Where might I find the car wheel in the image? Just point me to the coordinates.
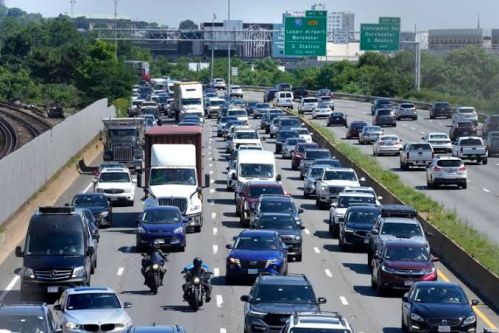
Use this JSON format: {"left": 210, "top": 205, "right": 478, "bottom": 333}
{"left": 401, "top": 315, "right": 408, "bottom": 332}
{"left": 328, "top": 224, "right": 334, "bottom": 234}
{"left": 461, "top": 182, "right": 468, "bottom": 189}
{"left": 300, "top": 173, "right": 304, "bottom": 180}
{"left": 292, "top": 164, "right": 298, "bottom": 171}
{"left": 373, "top": 149, "right": 377, "bottom": 156}
{"left": 367, "top": 252, "right": 373, "bottom": 268}
{"left": 482, "top": 157, "right": 488, "bottom": 165}
{"left": 339, "top": 234, "right": 347, "bottom": 251}
{"left": 400, "top": 162, "right": 406, "bottom": 170}
{"left": 370, "top": 273, "right": 377, "bottom": 289}
{"left": 225, "top": 274, "right": 235, "bottom": 285}
{"left": 235, "top": 206, "right": 240, "bottom": 217}
{"left": 295, "top": 254, "right": 302, "bottom": 262}
{"left": 376, "top": 274, "right": 385, "bottom": 296}
{"left": 430, "top": 114, "right": 435, "bottom": 119}
{"left": 303, "top": 189, "right": 309, "bottom": 198}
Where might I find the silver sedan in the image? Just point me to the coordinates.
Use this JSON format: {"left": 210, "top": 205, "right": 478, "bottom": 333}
{"left": 373, "top": 135, "right": 402, "bottom": 156}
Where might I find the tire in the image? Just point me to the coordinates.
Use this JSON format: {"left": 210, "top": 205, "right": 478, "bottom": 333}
{"left": 367, "top": 252, "right": 373, "bottom": 268}
{"left": 376, "top": 275, "right": 385, "bottom": 296}
{"left": 401, "top": 316, "right": 408, "bottom": 333}
{"left": 292, "top": 164, "right": 298, "bottom": 171}
{"left": 225, "top": 274, "right": 235, "bottom": 285}
{"left": 461, "top": 182, "right": 467, "bottom": 189}
{"left": 430, "top": 114, "right": 435, "bottom": 119}
{"left": 332, "top": 224, "right": 339, "bottom": 238}
{"left": 300, "top": 173, "right": 304, "bottom": 180}
{"left": 328, "top": 224, "right": 334, "bottom": 234}
{"left": 371, "top": 273, "right": 377, "bottom": 289}
{"left": 339, "top": 234, "right": 347, "bottom": 251}
{"left": 295, "top": 254, "right": 302, "bottom": 262}
{"left": 400, "top": 162, "right": 406, "bottom": 170}
{"left": 482, "top": 157, "right": 488, "bottom": 165}
{"left": 373, "top": 149, "right": 377, "bottom": 156}
{"left": 190, "top": 289, "right": 200, "bottom": 311}
{"left": 303, "top": 189, "right": 309, "bottom": 198}
{"left": 316, "top": 197, "right": 321, "bottom": 208}
{"left": 235, "top": 206, "right": 240, "bottom": 217}
{"left": 430, "top": 180, "right": 436, "bottom": 189}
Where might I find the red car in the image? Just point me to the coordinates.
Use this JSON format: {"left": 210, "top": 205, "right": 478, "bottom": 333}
{"left": 371, "top": 240, "right": 437, "bottom": 295}
{"left": 235, "top": 181, "right": 285, "bottom": 226}
{"left": 291, "top": 142, "right": 319, "bottom": 170}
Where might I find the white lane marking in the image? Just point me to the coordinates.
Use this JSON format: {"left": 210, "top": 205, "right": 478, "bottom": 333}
{"left": 212, "top": 212, "right": 217, "bottom": 219}
{"left": 216, "top": 295, "right": 224, "bottom": 308}
{"left": 213, "top": 227, "right": 218, "bottom": 235}
{"left": 420, "top": 131, "right": 425, "bottom": 134}
{"left": 313, "top": 247, "right": 320, "bottom": 254}
{"left": 439, "top": 123, "right": 445, "bottom": 126}
{"left": 212, "top": 245, "right": 218, "bottom": 255}
{"left": 339, "top": 296, "right": 349, "bottom": 305}
{"left": 209, "top": 163, "right": 213, "bottom": 167}
{"left": 483, "top": 188, "right": 490, "bottom": 193}
{"left": 304, "top": 228, "right": 310, "bottom": 235}
{"left": 210, "top": 189, "right": 215, "bottom": 194}
{"left": 117, "top": 267, "right": 124, "bottom": 276}
{"left": 83, "top": 182, "right": 93, "bottom": 193}
{"left": 210, "top": 201, "right": 215, "bottom": 206}
{"left": 496, "top": 163, "right": 499, "bottom": 166}
{"left": 210, "top": 179, "right": 215, "bottom": 184}
{"left": 209, "top": 170, "right": 214, "bottom": 175}
{"left": 214, "top": 268, "right": 220, "bottom": 277}
{"left": 402, "top": 123, "right": 408, "bottom": 127}
{"left": 410, "top": 127, "right": 416, "bottom": 130}
{"left": 220, "top": 328, "right": 227, "bottom": 333}
{"left": 324, "top": 269, "right": 333, "bottom": 278}
{"left": 0, "top": 276, "right": 20, "bottom": 302}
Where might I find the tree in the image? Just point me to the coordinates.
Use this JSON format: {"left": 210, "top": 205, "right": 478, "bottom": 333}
{"left": 179, "top": 19, "right": 198, "bottom": 30}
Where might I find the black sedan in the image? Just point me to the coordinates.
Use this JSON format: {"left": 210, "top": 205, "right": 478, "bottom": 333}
{"left": 72, "top": 193, "right": 112, "bottom": 227}
{"left": 401, "top": 281, "right": 479, "bottom": 333}
{"left": 327, "top": 112, "right": 348, "bottom": 127}
{"left": 346, "top": 121, "right": 368, "bottom": 139}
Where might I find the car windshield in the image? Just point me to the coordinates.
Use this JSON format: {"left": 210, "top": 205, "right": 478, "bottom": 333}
{"left": 381, "top": 222, "right": 422, "bottom": 237}
{"left": 278, "top": 132, "right": 299, "bottom": 140}
{"left": 249, "top": 186, "right": 284, "bottom": 198}
{"left": 297, "top": 144, "right": 318, "bottom": 152}
{"left": 257, "top": 215, "right": 297, "bottom": 230}
{"left": 26, "top": 230, "right": 84, "bottom": 256}
{"left": 286, "top": 138, "right": 305, "bottom": 146}
{"left": 347, "top": 209, "right": 379, "bottom": 225}
{"left": 365, "top": 127, "right": 381, "bottom": 132}
{"left": 0, "top": 314, "right": 47, "bottom": 332}
{"left": 352, "top": 122, "right": 367, "bottom": 128}
{"left": 210, "top": 100, "right": 225, "bottom": 106}
{"left": 144, "top": 117, "right": 154, "bottom": 126}
{"left": 99, "top": 172, "right": 130, "bottom": 183}
{"left": 235, "top": 131, "right": 258, "bottom": 139}
{"left": 73, "top": 195, "right": 108, "bottom": 207}
{"left": 293, "top": 129, "right": 309, "bottom": 135}
{"left": 413, "top": 286, "right": 467, "bottom": 304}
{"left": 220, "top": 116, "right": 237, "bottom": 123}
{"left": 259, "top": 200, "right": 295, "bottom": 214}
{"left": 338, "top": 196, "right": 375, "bottom": 208}
{"left": 323, "top": 170, "right": 357, "bottom": 181}
{"left": 150, "top": 168, "right": 197, "bottom": 186}
{"left": 252, "top": 284, "right": 315, "bottom": 304}
{"left": 434, "top": 103, "right": 450, "bottom": 110}
{"left": 240, "top": 164, "right": 274, "bottom": 178}
{"left": 331, "top": 113, "right": 344, "bottom": 117}
{"left": 304, "top": 98, "right": 318, "bottom": 103}
{"left": 401, "top": 103, "right": 414, "bottom": 108}
{"left": 460, "top": 138, "right": 482, "bottom": 145}
{"left": 381, "top": 136, "right": 398, "bottom": 141}
{"left": 459, "top": 108, "right": 475, "bottom": 114}
{"left": 376, "top": 99, "right": 391, "bottom": 106}
{"left": 306, "top": 150, "right": 330, "bottom": 159}
{"left": 457, "top": 122, "right": 474, "bottom": 128}
{"left": 309, "top": 167, "right": 325, "bottom": 177}
{"left": 410, "top": 144, "right": 431, "bottom": 150}
{"left": 228, "top": 110, "right": 247, "bottom": 116}
{"left": 142, "top": 209, "right": 181, "bottom": 224}
{"left": 436, "top": 159, "right": 462, "bottom": 167}
{"left": 320, "top": 96, "right": 332, "bottom": 102}
{"left": 280, "top": 119, "right": 301, "bottom": 127}
{"left": 109, "top": 129, "right": 137, "bottom": 137}
{"left": 385, "top": 246, "right": 429, "bottom": 261}
{"left": 234, "top": 235, "right": 278, "bottom": 250}
{"left": 66, "top": 293, "right": 121, "bottom": 310}
{"left": 257, "top": 103, "right": 271, "bottom": 108}
{"left": 182, "top": 98, "right": 201, "bottom": 105}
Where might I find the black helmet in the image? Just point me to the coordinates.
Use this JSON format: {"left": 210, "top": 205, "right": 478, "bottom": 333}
{"left": 152, "top": 240, "right": 161, "bottom": 250}
{"left": 193, "top": 257, "right": 202, "bottom": 268}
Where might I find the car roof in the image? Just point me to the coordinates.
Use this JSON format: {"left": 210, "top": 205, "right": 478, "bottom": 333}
{"left": 129, "top": 326, "right": 186, "bottom": 333}
{"left": 413, "top": 281, "right": 460, "bottom": 289}
{"left": 257, "top": 274, "right": 309, "bottom": 285}
{"left": 291, "top": 312, "right": 349, "bottom": 330}
{"left": 66, "top": 286, "right": 115, "bottom": 295}
{"left": 433, "top": 156, "right": 462, "bottom": 161}
{"left": 246, "top": 181, "right": 281, "bottom": 187}
{"left": 383, "top": 238, "right": 429, "bottom": 248}
{"left": 346, "top": 205, "right": 380, "bottom": 212}
{"left": 382, "top": 217, "right": 419, "bottom": 224}
{"left": 259, "top": 195, "right": 292, "bottom": 202}
{"left": 100, "top": 167, "right": 129, "bottom": 173}
{"left": 144, "top": 206, "right": 180, "bottom": 212}
{"left": 0, "top": 303, "right": 48, "bottom": 316}
{"left": 306, "top": 148, "right": 329, "bottom": 153}
{"left": 323, "top": 167, "right": 355, "bottom": 172}
{"left": 338, "top": 192, "right": 374, "bottom": 198}
{"left": 239, "top": 229, "right": 278, "bottom": 237}
{"left": 73, "top": 193, "right": 106, "bottom": 198}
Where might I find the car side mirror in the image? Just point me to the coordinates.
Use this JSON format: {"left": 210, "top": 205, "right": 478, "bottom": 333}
{"left": 86, "top": 247, "right": 95, "bottom": 257}
{"left": 402, "top": 293, "right": 409, "bottom": 303}
{"left": 197, "top": 186, "right": 202, "bottom": 194}
{"left": 298, "top": 208, "right": 304, "bottom": 214}
{"left": 317, "top": 297, "right": 327, "bottom": 304}
{"left": 225, "top": 244, "right": 233, "bottom": 249}
{"left": 377, "top": 196, "right": 383, "bottom": 201}
{"left": 276, "top": 174, "right": 282, "bottom": 181}
{"left": 15, "top": 246, "right": 24, "bottom": 257}
{"left": 471, "top": 299, "right": 479, "bottom": 306}
{"left": 330, "top": 202, "right": 337, "bottom": 208}
{"left": 425, "top": 231, "right": 433, "bottom": 237}
{"left": 124, "top": 301, "right": 133, "bottom": 309}
{"left": 240, "top": 295, "right": 250, "bottom": 302}
{"left": 53, "top": 304, "right": 62, "bottom": 311}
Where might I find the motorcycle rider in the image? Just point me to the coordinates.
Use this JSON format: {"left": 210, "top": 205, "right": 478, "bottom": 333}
{"left": 182, "top": 257, "right": 212, "bottom": 302}
{"left": 141, "top": 240, "right": 167, "bottom": 285}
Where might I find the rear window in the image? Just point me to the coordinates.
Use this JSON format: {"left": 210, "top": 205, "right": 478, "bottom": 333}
{"left": 377, "top": 109, "right": 393, "bottom": 116}
{"left": 460, "top": 138, "right": 482, "bottom": 146}
{"left": 437, "top": 159, "right": 462, "bottom": 167}
{"left": 352, "top": 122, "right": 367, "bottom": 128}
{"left": 400, "top": 103, "right": 415, "bottom": 108}
{"left": 457, "top": 122, "right": 474, "bottom": 128}
{"left": 459, "top": 108, "right": 475, "bottom": 114}
{"left": 376, "top": 99, "right": 391, "bottom": 105}
{"left": 409, "top": 144, "right": 432, "bottom": 151}
{"left": 249, "top": 186, "right": 284, "bottom": 198}
{"left": 434, "top": 103, "right": 450, "bottom": 110}
{"left": 304, "top": 98, "right": 318, "bottom": 103}
{"left": 280, "top": 119, "right": 300, "bottom": 127}
{"left": 305, "top": 150, "right": 331, "bottom": 159}
{"left": 297, "top": 144, "right": 318, "bottom": 152}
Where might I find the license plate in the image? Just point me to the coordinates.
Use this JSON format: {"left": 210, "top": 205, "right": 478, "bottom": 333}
{"left": 110, "top": 197, "right": 118, "bottom": 201}
{"left": 155, "top": 239, "right": 165, "bottom": 244}
{"left": 438, "top": 326, "right": 451, "bottom": 332}
{"left": 404, "top": 280, "right": 415, "bottom": 286}
{"left": 364, "top": 239, "right": 369, "bottom": 244}
{"left": 47, "top": 286, "right": 59, "bottom": 293}
{"left": 248, "top": 269, "right": 259, "bottom": 275}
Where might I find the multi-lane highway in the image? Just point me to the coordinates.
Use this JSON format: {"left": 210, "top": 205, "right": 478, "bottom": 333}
{"left": 0, "top": 111, "right": 497, "bottom": 332}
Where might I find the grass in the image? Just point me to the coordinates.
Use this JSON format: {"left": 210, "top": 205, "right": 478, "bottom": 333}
{"left": 0, "top": 224, "right": 5, "bottom": 235}
{"left": 299, "top": 113, "right": 499, "bottom": 276}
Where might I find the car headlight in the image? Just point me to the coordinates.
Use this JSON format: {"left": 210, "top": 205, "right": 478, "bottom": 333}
{"left": 381, "top": 264, "right": 396, "bottom": 274}
{"left": 265, "top": 258, "right": 280, "bottom": 268}
{"left": 321, "top": 185, "right": 328, "bottom": 191}
{"left": 229, "top": 257, "right": 240, "bottom": 265}
{"left": 344, "top": 226, "right": 354, "bottom": 233}
{"left": 101, "top": 210, "right": 109, "bottom": 217}
{"left": 116, "top": 320, "right": 132, "bottom": 328}
{"left": 249, "top": 310, "right": 267, "bottom": 318}
{"left": 65, "top": 322, "right": 82, "bottom": 329}
{"left": 292, "top": 235, "right": 302, "bottom": 241}
{"left": 72, "top": 266, "right": 85, "bottom": 278}
{"left": 137, "top": 227, "right": 146, "bottom": 234}
{"left": 422, "top": 267, "right": 436, "bottom": 275}
{"left": 463, "top": 314, "right": 476, "bottom": 325}
{"left": 410, "top": 313, "right": 424, "bottom": 322}
{"left": 23, "top": 268, "right": 34, "bottom": 278}
{"left": 173, "top": 226, "right": 183, "bottom": 234}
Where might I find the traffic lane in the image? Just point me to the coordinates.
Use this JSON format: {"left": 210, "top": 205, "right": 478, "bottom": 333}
{"left": 308, "top": 115, "right": 499, "bottom": 244}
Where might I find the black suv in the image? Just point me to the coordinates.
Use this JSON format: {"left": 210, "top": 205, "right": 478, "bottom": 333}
{"left": 241, "top": 274, "right": 326, "bottom": 333}
{"left": 292, "top": 86, "right": 308, "bottom": 101}
{"left": 430, "top": 101, "right": 452, "bottom": 119}
{"left": 16, "top": 206, "right": 96, "bottom": 300}
{"left": 371, "top": 98, "right": 392, "bottom": 115}
{"left": 0, "top": 303, "right": 60, "bottom": 332}
{"left": 482, "top": 115, "right": 499, "bottom": 138}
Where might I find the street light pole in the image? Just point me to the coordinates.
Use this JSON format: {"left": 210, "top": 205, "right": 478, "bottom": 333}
{"left": 211, "top": 13, "right": 216, "bottom": 81}
{"left": 113, "top": 0, "right": 118, "bottom": 58}
{"left": 227, "top": 0, "right": 231, "bottom": 93}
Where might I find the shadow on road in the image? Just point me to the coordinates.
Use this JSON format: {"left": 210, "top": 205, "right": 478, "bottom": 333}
{"left": 342, "top": 263, "right": 370, "bottom": 275}
{"left": 222, "top": 220, "right": 242, "bottom": 229}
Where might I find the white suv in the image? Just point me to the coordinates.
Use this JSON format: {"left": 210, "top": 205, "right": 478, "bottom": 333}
{"left": 94, "top": 167, "right": 136, "bottom": 206}
{"left": 315, "top": 168, "right": 363, "bottom": 209}
{"left": 281, "top": 312, "right": 353, "bottom": 333}
{"left": 426, "top": 156, "right": 467, "bottom": 189}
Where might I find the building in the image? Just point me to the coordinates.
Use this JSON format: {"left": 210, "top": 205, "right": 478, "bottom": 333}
{"left": 492, "top": 29, "right": 499, "bottom": 47}
{"left": 428, "top": 29, "right": 483, "bottom": 51}
{"left": 327, "top": 12, "right": 355, "bottom": 43}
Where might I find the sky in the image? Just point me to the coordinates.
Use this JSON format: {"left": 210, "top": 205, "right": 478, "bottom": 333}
{"left": 5, "top": 0, "right": 499, "bottom": 32}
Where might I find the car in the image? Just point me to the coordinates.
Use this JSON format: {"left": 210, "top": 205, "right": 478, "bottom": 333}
{"left": 291, "top": 142, "right": 319, "bottom": 170}
{"left": 71, "top": 193, "right": 112, "bottom": 228}
{"left": 241, "top": 274, "right": 326, "bottom": 333}
{"left": 292, "top": 86, "right": 308, "bottom": 100}
{"left": 299, "top": 148, "right": 332, "bottom": 180}
{"left": 396, "top": 102, "right": 417, "bottom": 120}
{"left": 252, "top": 195, "right": 304, "bottom": 228}
{"left": 281, "top": 312, "right": 353, "bottom": 333}
{"left": 94, "top": 167, "right": 136, "bottom": 206}
{"left": 290, "top": 127, "right": 313, "bottom": 143}
{"left": 253, "top": 103, "right": 273, "bottom": 119}
{"left": 228, "top": 145, "right": 264, "bottom": 163}
{"left": 328, "top": 192, "right": 377, "bottom": 236}
{"left": 485, "top": 131, "right": 499, "bottom": 156}
{"left": 143, "top": 114, "right": 156, "bottom": 130}
{"left": 136, "top": 206, "right": 187, "bottom": 252}
{"left": 274, "top": 91, "right": 294, "bottom": 109}
{"left": 421, "top": 132, "right": 452, "bottom": 153}
{"left": 312, "top": 103, "right": 332, "bottom": 119}
{"left": 263, "top": 113, "right": 283, "bottom": 134}
{"left": 426, "top": 156, "right": 467, "bottom": 189}
{"left": 326, "top": 112, "right": 347, "bottom": 126}
{"left": 229, "top": 129, "right": 261, "bottom": 152}
{"left": 229, "top": 85, "right": 244, "bottom": 98}
{"left": 371, "top": 98, "right": 392, "bottom": 115}
{"left": 269, "top": 117, "right": 282, "bottom": 138}
{"left": 346, "top": 121, "right": 368, "bottom": 139}
{"left": 318, "top": 95, "right": 335, "bottom": 110}
{"left": 371, "top": 240, "right": 437, "bottom": 295}
{"left": 452, "top": 106, "right": 478, "bottom": 126}
{"left": 235, "top": 181, "right": 285, "bottom": 226}
{"left": 298, "top": 97, "right": 319, "bottom": 114}
{"left": 430, "top": 101, "right": 452, "bottom": 119}
{"left": 482, "top": 115, "right": 499, "bottom": 138}
{"left": 178, "top": 119, "right": 202, "bottom": 127}
{"left": 449, "top": 120, "right": 477, "bottom": 141}
{"left": 303, "top": 164, "right": 329, "bottom": 198}
{"left": 264, "top": 88, "right": 279, "bottom": 103}
{"left": 339, "top": 206, "right": 381, "bottom": 251}
{"left": 205, "top": 97, "right": 226, "bottom": 118}
{"left": 373, "top": 108, "right": 396, "bottom": 127}
{"left": 211, "top": 77, "right": 226, "bottom": 90}
{"left": 251, "top": 213, "right": 304, "bottom": 261}
{"left": 74, "top": 208, "right": 100, "bottom": 272}
{"left": 359, "top": 126, "right": 383, "bottom": 145}
{"left": 275, "top": 130, "right": 299, "bottom": 154}
{"left": 317, "top": 88, "right": 335, "bottom": 98}
{"left": 373, "top": 135, "right": 403, "bottom": 156}
{"left": 451, "top": 136, "right": 488, "bottom": 164}
{"left": 246, "top": 101, "right": 258, "bottom": 115}
{"left": 225, "top": 230, "right": 289, "bottom": 283}
{"left": 0, "top": 303, "right": 60, "bottom": 333}
{"left": 310, "top": 158, "right": 342, "bottom": 170}
{"left": 126, "top": 326, "right": 187, "bottom": 333}
{"left": 400, "top": 143, "right": 434, "bottom": 169}
{"left": 276, "top": 83, "right": 292, "bottom": 91}
{"left": 227, "top": 109, "right": 249, "bottom": 125}
{"left": 217, "top": 116, "right": 238, "bottom": 136}
{"left": 54, "top": 286, "right": 132, "bottom": 333}
{"left": 342, "top": 186, "right": 381, "bottom": 205}
{"left": 278, "top": 116, "right": 302, "bottom": 131}
{"left": 281, "top": 137, "right": 306, "bottom": 159}
{"left": 401, "top": 282, "right": 479, "bottom": 333}
{"left": 316, "top": 168, "right": 363, "bottom": 210}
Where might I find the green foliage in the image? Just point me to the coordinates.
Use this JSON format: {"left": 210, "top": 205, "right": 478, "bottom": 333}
{"left": 112, "top": 98, "right": 130, "bottom": 118}
{"left": 179, "top": 19, "right": 198, "bottom": 30}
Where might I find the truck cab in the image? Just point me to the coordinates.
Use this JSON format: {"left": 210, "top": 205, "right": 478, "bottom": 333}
{"left": 174, "top": 82, "right": 204, "bottom": 120}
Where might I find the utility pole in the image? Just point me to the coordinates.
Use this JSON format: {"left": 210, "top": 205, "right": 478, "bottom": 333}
{"left": 70, "top": 0, "right": 76, "bottom": 17}
{"left": 227, "top": 0, "right": 231, "bottom": 93}
{"left": 113, "top": 0, "right": 118, "bottom": 58}
{"left": 415, "top": 41, "right": 421, "bottom": 92}
{"left": 211, "top": 13, "right": 216, "bottom": 81}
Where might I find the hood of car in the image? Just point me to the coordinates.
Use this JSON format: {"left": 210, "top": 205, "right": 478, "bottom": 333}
{"left": 333, "top": 208, "right": 348, "bottom": 216}
{"left": 64, "top": 308, "right": 130, "bottom": 325}
{"left": 250, "top": 302, "right": 318, "bottom": 314}
{"left": 321, "top": 180, "right": 360, "bottom": 187}
{"left": 229, "top": 249, "right": 282, "bottom": 260}
{"left": 412, "top": 303, "right": 472, "bottom": 320}
{"left": 276, "top": 229, "right": 301, "bottom": 239}
{"left": 24, "top": 255, "right": 85, "bottom": 270}
{"left": 140, "top": 222, "right": 182, "bottom": 233}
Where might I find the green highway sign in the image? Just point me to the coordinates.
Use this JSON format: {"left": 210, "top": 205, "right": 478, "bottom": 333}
{"left": 360, "top": 23, "right": 401, "bottom": 51}
{"left": 284, "top": 15, "right": 327, "bottom": 56}
{"left": 305, "top": 10, "right": 327, "bottom": 18}
{"left": 379, "top": 17, "right": 401, "bottom": 25}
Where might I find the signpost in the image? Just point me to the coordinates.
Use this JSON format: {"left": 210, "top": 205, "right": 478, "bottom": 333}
{"left": 360, "top": 17, "right": 401, "bottom": 51}
{"left": 284, "top": 10, "right": 327, "bottom": 56}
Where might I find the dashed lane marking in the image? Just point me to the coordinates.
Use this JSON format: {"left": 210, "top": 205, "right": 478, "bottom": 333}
{"left": 410, "top": 127, "right": 416, "bottom": 130}
{"left": 209, "top": 170, "right": 214, "bottom": 175}
{"left": 324, "top": 269, "right": 333, "bottom": 278}
{"left": 313, "top": 247, "right": 320, "bottom": 254}
{"left": 210, "top": 179, "right": 215, "bottom": 184}
{"left": 0, "top": 276, "right": 20, "bottom": 302}
{"left": 210, "top": 189, "right": 215, "bottom": 194}
{"left": 304, "top": 228, "right": 311, "bottom": 235}
{"left": 483, "top": 188, "right": 490, "bottom": 193}
{"left": 213, "top": 227, "right": 218, "bottom": 236}
{"left": 212, "top": 245, "right": 218, "bottom": 255}
{"left": 216, "top": 295, "right": 224, "bottom": 308}
{"left": 220, "top": 328, "right": 227, "bottom": 333}
{"left": 214, "top": 268, "right": 220, "bottom": 277}
{"left": 83, "top": 183, "right": 93, "bottom": 193}
{"left": 117, "top": 267, "right": 124, "bottom": 276}
{"left": 339, "top": 296, "right": 349, "bottom": 305}
{"left": 209, "top": 163, "right": 213, "bottom": 167}
{"left": 212, "top": 212, "right": 217, "bottom": 219}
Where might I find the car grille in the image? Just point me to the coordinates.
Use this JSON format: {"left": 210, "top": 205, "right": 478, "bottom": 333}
{"left": 263, "top": 313, "right": 291, "bottom": 326}
{"left": 240, "top": 260, "right": 267, "bottom": 269}
{"left": 328, "top": 186, "right": 344, "bottom": 194}
{"left": 83, "top": 324, "right": 99, "bottom": 332}
{"left": 34, "top": 269, "right": 72, "bottom": 281}
{"left": 101, "top": 324, "right": 117, "bottom": 331}
{"left": 158, "top": 197, "right": 187, "bottom": 214}
{"left": 113, "top": 146, "right": 133, "bottom": 161}
{"left": 427, "top": 318, "right": 462, "bottom": 326}
{"left": 103, "top": 189, "right": 124, "bottom": 194}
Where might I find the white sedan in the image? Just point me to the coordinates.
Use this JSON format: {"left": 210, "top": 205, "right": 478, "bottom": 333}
{"left": 312, "top": 104, "right": 332, "bottom": 119}
{"left": 373, "top": 135, "right": 402, "bottom": 156}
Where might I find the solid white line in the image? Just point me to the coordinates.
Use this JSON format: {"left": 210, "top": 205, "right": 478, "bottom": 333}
{"left": 209, "top": 170, "right": 214, "bottom": 175}
{"left": 209, "top": 163, "right": 213, "bottom": 167}
{"left": 410, "top": 127, "right": 416, "bottom": 130}
{"left": 483, "top": 188, "right": 491, "bottom": 193}
{"left": 212, "top": 212, "right": 217, "bottom": 219}
{"left": 213, "top": 227, "right": 218, "bottom": 236}
{"left": 304, "top": 228, "right": 310, "bottom": 235}
{"left": 214, "top": 268, "right": 220, "bottom": 277}
{"left": 83, "top": 182, "right": 93, "bottom": 193}
{"left": 210, "top": 189, "right": 215, "bottom": 194}
{"left": 339, "top": 296, "right": 349, "bottom": 305}
{"left": 117, "top": 267, "right": 124, "bottom": 276}
{"left": 402, "top": 123, "right": 408, "bottom": 127}
{"left": 0, "top": 276, "right": 20, "bottom": 302}
{"left": 324, "top": 269, "right": 333, "bottom": 278}
{"left": 210, "top": 179, "right": 215, "bottom": 184}
{"left": 216, "top": 295, "right": 224, "bottom": 308}
{"left": 220, "top": 328, "right": 227, "bottom": 333}
{"left": 212, "top": 245, "right": 218, "bottom": 255}
{"left": 313, "top": 247, "right": 320, "bottom": 254}
{"left": 420, "top": 131, "right": 425, "bottom": 134}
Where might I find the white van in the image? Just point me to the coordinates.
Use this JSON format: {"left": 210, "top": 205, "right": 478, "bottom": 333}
{"left": 234, "top": 150, "right": 280, "bottom": 194}
{"left": 274, "top": 91, "right": 294, "bottom": 109}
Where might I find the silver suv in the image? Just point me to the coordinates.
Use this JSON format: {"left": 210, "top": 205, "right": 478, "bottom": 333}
{"left": 396, "top": 102, "right": 417, "bottom": 120}
{"left": 280, "top": 312, "right": 353, "bottom": 333}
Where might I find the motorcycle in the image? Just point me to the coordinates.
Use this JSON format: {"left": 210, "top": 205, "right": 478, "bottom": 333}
{"left": 183, "top": 271, "right": 212, "bottom": 311}
{"left": 142, "top": 252, "right": 167, "bottom": 294}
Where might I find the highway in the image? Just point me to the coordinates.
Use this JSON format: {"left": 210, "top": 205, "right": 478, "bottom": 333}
{"left": 0, "top": 114, "right": 497, "bottom": 332}
{"left": 246, "top": 91, "right": 499, "bottom": 245}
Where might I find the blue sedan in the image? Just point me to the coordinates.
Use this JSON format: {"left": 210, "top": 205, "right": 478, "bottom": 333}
{"left": 136, "top": 206, "right": 187, "bottom": 252}
{"left": 225, "top": 230, "right": 288, "bottom": 284}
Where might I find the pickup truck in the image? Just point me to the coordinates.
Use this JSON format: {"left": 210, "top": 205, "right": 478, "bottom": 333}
{"left": 451, "top": 137, "right": 488, "bottom": 164}
{"left": 400, "top": 142, "right": 433, "bottom": 169}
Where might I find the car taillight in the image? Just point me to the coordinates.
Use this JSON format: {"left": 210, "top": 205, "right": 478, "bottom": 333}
{"left": 433, "top": 166, "right": 442, "bottom": 171}
{"left": 458, "top": 165, "right": 466, "bottom": 171}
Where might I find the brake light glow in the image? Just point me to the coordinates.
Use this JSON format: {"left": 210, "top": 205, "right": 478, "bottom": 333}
{"left": 433, "top": 166, "right": 442, "bottom": 172}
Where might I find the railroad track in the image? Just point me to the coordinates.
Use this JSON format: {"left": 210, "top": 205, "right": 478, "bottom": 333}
{"left": 0, "top": 117, "right": 18, "bottom": 159}
{"left": 0, "top": 107, "right": 51, "bottom": 137}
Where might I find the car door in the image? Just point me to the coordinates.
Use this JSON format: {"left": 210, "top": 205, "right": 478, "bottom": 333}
{"left": 401, "top": 286, "right": 415, "bottom": 326}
